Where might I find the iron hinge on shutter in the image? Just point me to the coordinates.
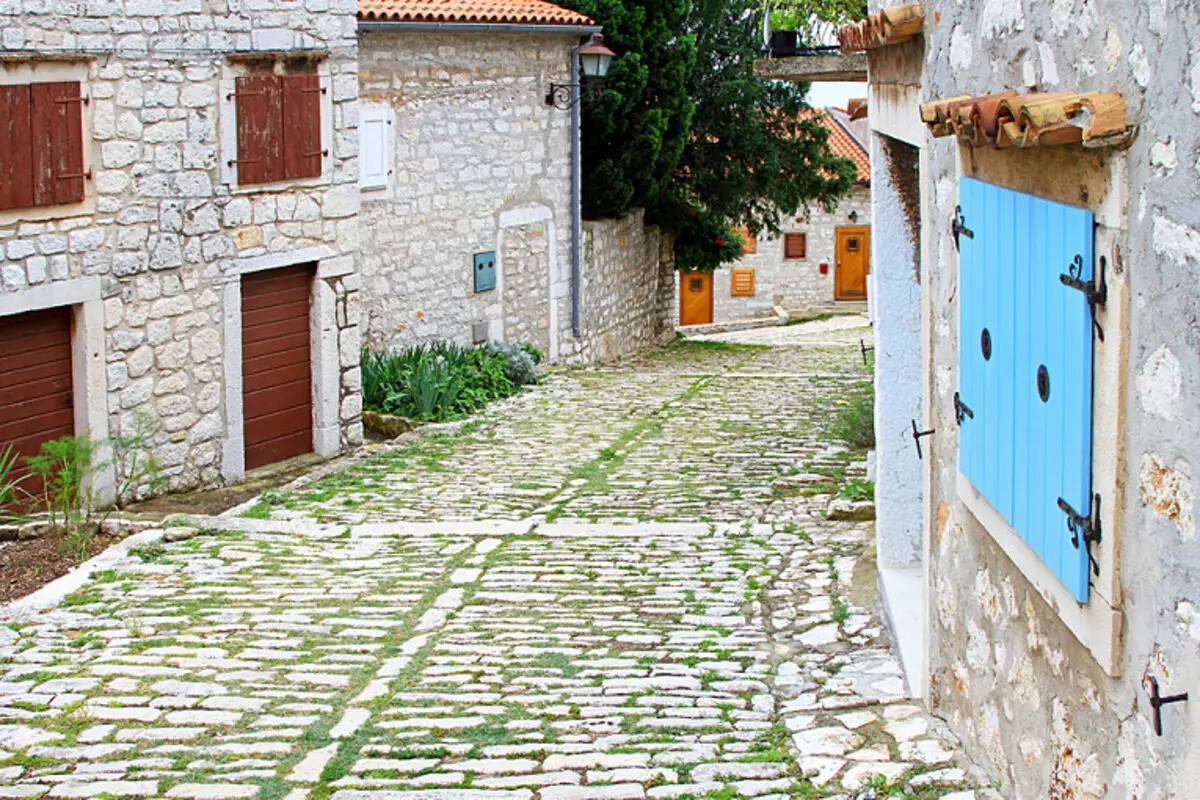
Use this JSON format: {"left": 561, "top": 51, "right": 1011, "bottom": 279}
{"left": 953, "top": 391, "right": 974, "bottom": 425}
{"left": 911, "top": 419, "right": 935, "bottom": 459}
{"left": 952, "top": 205, "right": 974, "bottom": 251}
{"left": 1057, "top": 492, "right": 1102, "bottom": 577}
{"left": 1059, "top": 254, "right": 1108, "bottom": 341}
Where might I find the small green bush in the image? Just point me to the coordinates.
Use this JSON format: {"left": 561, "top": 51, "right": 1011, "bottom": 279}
{"left": 362, "top": 339, "right": 541, "bottom": 422}
{"left": 829, "top": 389, "right": 875, "bottom": 450}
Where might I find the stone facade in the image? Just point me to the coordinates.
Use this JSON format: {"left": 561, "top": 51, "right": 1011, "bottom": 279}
{"left": 357, "top": 29, "right": 576, "bottom": 360}
{"left": 711, "top": 185, "right": 872, "bottom": 323}
{"left": 0, "top": 1, "right": 362, "bottom": 496}
{"left": 578, "top": 209, "right": 676, "bottom": 363}
{"left": 915, "top": 0, "right": 1200, "bottom": 796}
{"left": 356, "top": 29, "right": 674, "bottom": 365}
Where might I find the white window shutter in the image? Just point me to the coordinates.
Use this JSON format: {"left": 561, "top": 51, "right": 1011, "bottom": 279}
{"left": 359, "top": 105, "right": 390, "bottom": 190}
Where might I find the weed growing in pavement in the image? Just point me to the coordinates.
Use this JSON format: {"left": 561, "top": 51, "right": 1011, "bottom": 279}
{"left": 839, "top": 478, "right": 875, "bottom": 502}
{"left": 829, "top": 385, "right": 875, "bottom": 450}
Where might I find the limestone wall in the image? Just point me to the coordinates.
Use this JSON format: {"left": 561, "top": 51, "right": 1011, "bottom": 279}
{"left": 356, "top": 29, "right": 575, "bottom": 361}
{"left": 576, "top": 209, "right": 676, "bottom": 363}
{"left": 713, "top": 186, "right": 872, "bottom": 322}
{"left": 0, "top": 1, "right": 362, "bottom": 496}
{"left": 920, "top": 0, "right": 1200, "bottom": 796}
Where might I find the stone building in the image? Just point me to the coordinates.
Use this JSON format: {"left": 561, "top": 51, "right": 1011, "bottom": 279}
{"left": 681, "top": 109, "right": 873, "bottom": 326}
{"left": 355, "top": 0, "right": 675, "bottom": 363}
{"left": 841, "top": 1, "right": 1200, "bottom": 795}
{"left": 0, "top": 0, "right": 363, "bottom": 498}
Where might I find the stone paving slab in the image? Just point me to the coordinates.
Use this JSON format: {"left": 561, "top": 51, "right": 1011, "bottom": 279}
{"left": 1, "top": 325, "right": 994, "bottom": 800}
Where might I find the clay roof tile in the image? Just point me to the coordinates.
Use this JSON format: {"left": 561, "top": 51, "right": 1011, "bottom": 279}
{"left": 358, "top": 0, "right": 594, "bottom": 26}
{"left": 920, "top": 90, "right": 1129, "bottom": 150}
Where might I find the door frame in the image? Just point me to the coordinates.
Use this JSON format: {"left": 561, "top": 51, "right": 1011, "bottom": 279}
{"left": 679, "top": 270, "right": 714, "bottom": 326}
{"left": 0, "top": 277, "right": 114, "bottom": 504}
{"left": 835, "top": 225, "right": 871, "bottom": 301}
{"left": 220, "top": 246, "right": 349, "bottom": 483}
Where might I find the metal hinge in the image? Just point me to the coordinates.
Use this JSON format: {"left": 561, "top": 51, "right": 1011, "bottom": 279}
{"left": 1059, "top": 254, "right": 1108, "bottom": 341}
{"left": 953, "top": 392, "right": 974, "bottom": 426}
{"left": 54, "top": 169, "right": 92, "bottom": 181}
{"left": 302, "top": 149, "right": 330, "bottom": 157}
{"left": 227, "top": 158, "right": 262, "bottom": 167}
{"left": 952, "top": 205, "right": 974, "bottom": 251}
{"left": 227, "top": 90, "right": 265, "bottom": 100}
{"left": 54, "top": 95, "right": 89, "bottom": 106}
{"left": 1057, "top": 493, "right": 1102, "bottom": 577}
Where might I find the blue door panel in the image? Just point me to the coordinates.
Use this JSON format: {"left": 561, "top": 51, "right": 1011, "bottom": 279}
{"left": 957, "top": 177, "right": 1093, "bottom": 603}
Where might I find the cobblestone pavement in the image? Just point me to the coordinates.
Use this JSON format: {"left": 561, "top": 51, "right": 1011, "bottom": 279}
{"left": 1, "top": 319, "right": 993, "bottom": 800}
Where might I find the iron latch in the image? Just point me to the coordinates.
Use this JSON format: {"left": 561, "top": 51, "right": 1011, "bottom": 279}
{"left": 953, "top": 392, "right": 974, "bottom": 426}
{"left": 1057, "top": 493, "right": 1102, "bottom": 577}
{"left": 952, "top": 205, "right": 973, "bottom": 251}
{"left": 911, "top": 419, "right": 934, "bottom": 459}
{"left": 859, "top": 338, "right": 874, "bottom": 365}
{"left": 1059, "top": 254, "right": 1107, "bottom": 341}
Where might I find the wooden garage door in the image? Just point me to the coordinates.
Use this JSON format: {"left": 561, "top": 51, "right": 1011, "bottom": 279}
{"left": 0, "top": 307, "right": 74, "bottom": 503}
{"left": 242, "top": 264, "right": 313, "bottom": 471}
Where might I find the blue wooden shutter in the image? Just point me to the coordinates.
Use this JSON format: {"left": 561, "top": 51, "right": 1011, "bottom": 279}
{"left": 957, "top": 177, "right": 1094, "bottom": 603}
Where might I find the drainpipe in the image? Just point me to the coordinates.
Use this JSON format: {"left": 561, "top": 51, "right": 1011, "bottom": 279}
{"left": 570, "top": 39, "right": 584, "bottom": 338}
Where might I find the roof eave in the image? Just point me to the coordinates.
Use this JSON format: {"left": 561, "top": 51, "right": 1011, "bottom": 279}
{"left": 358, "top": 18, "right": 601, "bottom": 35}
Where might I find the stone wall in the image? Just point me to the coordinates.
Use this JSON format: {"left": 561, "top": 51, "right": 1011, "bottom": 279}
{"left": 920, "top": 0, "right": 1200, "bottom": 796}
{"left": 0, "top": 1, "right": 361, "bottom": 496}
{"left": 356, "top": 29, "right": 575, "bottom": 361}
{"left": 713, "top": 186, "right": 872, "bottom": 322}
{"left": 576, "top": 209, "right": 676, "bottom": 363}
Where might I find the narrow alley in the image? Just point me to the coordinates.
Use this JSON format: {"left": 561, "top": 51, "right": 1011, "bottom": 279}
{"left": 0, "top": 318, "right": 991, "bottom": 800}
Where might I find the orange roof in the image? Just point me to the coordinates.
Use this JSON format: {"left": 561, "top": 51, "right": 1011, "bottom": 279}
{"left": 811, "top": 108, "right": 869, "bottom": 183}
{"left": 838, "top": 3, "right": 922, "bottom": 53}
{"left": 359, "top": 0, "right": 595, "bottom": 26}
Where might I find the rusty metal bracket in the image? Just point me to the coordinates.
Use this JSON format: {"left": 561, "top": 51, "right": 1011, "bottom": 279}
{"left": 1057, "top": 493, "right": 1102, "bottom": 577}
{"left": 1060, "top": 254, "right": 1107, "bottom": 342}
{"left": 1149, "top": 677, "right": 1189, "bottom": 737}
{"left": 911, "top": 419, "right": 934, "bottom": 459}
{"left": 952, "top": 205, "right": 973, "bottom": 251}
{"left": 859, "top": 338, "right": 874, "bottom": 365}
{"left": 953, "top": 392, "right": 974, "bottom": 426}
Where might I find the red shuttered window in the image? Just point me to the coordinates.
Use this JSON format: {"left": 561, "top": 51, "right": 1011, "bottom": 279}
{"left": 233, "top": 72, "right": 324, "bottom": 187}
{"left": 784, "top": 233, "right": 807, "bottom": 260}
{"left": 0, "top": 81, "right": 86, "bottom": 212}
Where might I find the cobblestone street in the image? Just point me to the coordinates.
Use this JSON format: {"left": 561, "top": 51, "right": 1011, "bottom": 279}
{"left": 1, "top": 318, "right": 989, "bottom": 800}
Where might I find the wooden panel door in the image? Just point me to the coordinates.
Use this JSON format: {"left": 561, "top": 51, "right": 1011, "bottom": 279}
{"left": 679, "top": 271, "right": 713, "bottom": 326}
{"left": 835, "top": 226, "right": 870, "bottom": 300}
{"left": 242, "top": 264, "right": 314, "bottom": 471}
{"left": 0, "top": 306, "right": 75, "bottom": 505}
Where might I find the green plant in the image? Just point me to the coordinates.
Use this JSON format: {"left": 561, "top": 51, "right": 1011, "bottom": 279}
{"left": 0, "top": 445, "right": 30, "bottom": 525}
{"left": 110, "top": 412, "right": 165, "bottom": 509}
{"left": 484, "top": 340, "right": 538, "bottom": 386}
{"left": 839, "top": 479, "right": 874, "bottom": 502}
{"left": 26, "top": 436, "right": 103, "bottom": 560}
{"left": 401, "top": 355, "right": 465, "bottom": 421}
{"left": 829, "top": 389, "right": 875, "bottom": 450}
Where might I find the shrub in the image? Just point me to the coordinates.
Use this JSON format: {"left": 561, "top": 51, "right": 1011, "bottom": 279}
{"left": 0, "top": 445, "right": 29, "bottom": 525}
{"left": 829, "top": 389, "right": 875, "bottom": 450}
{"left": 484, "top": 340, "right": 538, "bottom": 387}
{"left": 362, "top": 339, "right": 541, "bottom": 422}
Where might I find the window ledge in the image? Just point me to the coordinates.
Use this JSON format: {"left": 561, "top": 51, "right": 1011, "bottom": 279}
{"left": 957, "top": 472, "right": 1123, "bottom": 676}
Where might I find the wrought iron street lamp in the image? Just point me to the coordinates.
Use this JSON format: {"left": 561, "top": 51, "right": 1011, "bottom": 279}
{"left": 546, "top": 33, "right": 616, "bottom": 109}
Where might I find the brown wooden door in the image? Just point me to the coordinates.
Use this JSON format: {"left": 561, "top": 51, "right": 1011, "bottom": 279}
{"left": 0, "top": 307, "right": 74, "bottom": 504}
{"left": 835, "top": 226, "right": 870, "bottom": 300}
{"left": 242, "top": 264, "right": 314, "bottom": 471}
{"left": 679, "top": 271, "right": 713, "bottom": 326}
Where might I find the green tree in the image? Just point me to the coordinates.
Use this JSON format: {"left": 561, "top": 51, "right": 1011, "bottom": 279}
{"left": 568, "top": 0, "right": 858, "bottom": 270}
{"left": 771, "top": 0, "right": 867, "bottom": 46}
{"left": 571, "top": 0, "right": 697, "bottom": 218}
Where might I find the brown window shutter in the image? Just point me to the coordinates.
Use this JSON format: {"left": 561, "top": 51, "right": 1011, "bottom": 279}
{"left": 281, "top": 73, "right": 323, "bottom": 180}
{"left": 234, "top": 73, "right": 282, "bottom": 186}
{"left": 730, "top": 268, "right": 756, "bottom": 297}
{"left": 784, "top": 233, "right": 807, "bottom": 259}
{"left": 30, "top": 82, "right": 86, "bottom": 207}
{"left": 0, "top": 85, "right": 35, "bottom": 211}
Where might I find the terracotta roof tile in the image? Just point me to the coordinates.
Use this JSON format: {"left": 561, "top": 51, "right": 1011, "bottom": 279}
{"left": 810, "top": 108, "right": 869, "bottom": 183}
{"left": 920, "top": 91, "right": 1129, "bottom": 149}
{"left": 838, "top": 4, "right": 922, "bottom": 53}
{"left": 359, "top": 0, "right": 594, "bottom": 26}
